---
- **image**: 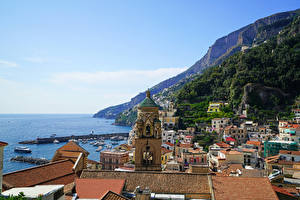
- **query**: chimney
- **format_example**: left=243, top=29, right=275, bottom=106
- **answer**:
left=0, top=141, right=8, bottom=193
left=134, top=186, right=151, bottom=200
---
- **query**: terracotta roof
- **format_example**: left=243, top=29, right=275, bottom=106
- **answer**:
left=179, top=143, right=193, bottom=148
left=56, top=141, right=89, bottom=155
left=185, top=135, right=193, bottom=138
left=164, top=142, right=174, bottom=146
left=246, top=141, right=261, bottom=146
left=76, top=178, right=125, bottom=199
left=80, top=170, right=211, bottom=195
left=280, top=150, right=300, bottom=156
left=3, top=159, right=75, bottom=189
left=215, top=142, right=231, bottom=148
left=220, top=150, right=242, bottom=155
left=242, top=148, right=256, bottom=153
left=225, top=137, right=236, bottom=142
left=220, top=164, right=243, bottom=176
left=0, top=141, right=8, bottom=146
left=272, top=186, right=296, bottom=198
left=100, top=191, right=130, bottom=200
left=212, top=176, right=279, bottom=200
left=161, top=147, right=172, bottom=154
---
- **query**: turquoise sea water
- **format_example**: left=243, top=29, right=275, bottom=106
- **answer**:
left=0, top=114, right=131, bottom=173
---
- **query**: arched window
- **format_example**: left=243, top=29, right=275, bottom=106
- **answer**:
left=143, top=145, right=153, bottom=164
left=146, top=125, right=151, bottom=136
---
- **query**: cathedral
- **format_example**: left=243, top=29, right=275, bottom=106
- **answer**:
left=134, top=90, right=162, bottom=171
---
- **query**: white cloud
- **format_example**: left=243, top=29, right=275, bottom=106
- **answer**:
left=0, top=60, right=18, bottom=67
left=50, top=67, right=188, bottom=86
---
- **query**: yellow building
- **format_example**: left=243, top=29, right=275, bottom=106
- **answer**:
left=161, top=147, right=173, bottom=165
left=159, top=102, right=179, bottom=129
left=207, top=102, right=224, bottom=113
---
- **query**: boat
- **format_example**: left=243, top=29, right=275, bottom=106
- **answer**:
left=111, top=141, right=118, bottom=145
left=53, top=139, right=60, bottom=144
left=96, top=146, right=103, bottom=152
left=14, top=146, right=32, bottom=153
left=106, top=144, right=112, bottom=149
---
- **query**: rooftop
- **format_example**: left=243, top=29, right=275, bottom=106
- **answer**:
left=80, top=170, right=211, bottom=195
left=280, top=150, right=300, bottom=156
left=212, top=176, right=279, bottom=200
left=76, top=178, right=125, bottom=199
left=215, top=142, right=231, bottom=148
left=1, top=185, right=64, bottom=198
left=138, top=90, right=159, bottom=108
left=0, top=141, right=8, bottom=146
left=246, top=141, right=261, bottom=146
left=3, top=159, right=75, bottom=189
left=101, top=191, right=129, bottom=200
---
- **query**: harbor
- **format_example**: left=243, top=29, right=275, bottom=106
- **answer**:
left=19, top=132, right=129, bottom=144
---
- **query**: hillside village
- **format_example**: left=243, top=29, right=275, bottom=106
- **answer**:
left=1, top=91, right=300, bottom=200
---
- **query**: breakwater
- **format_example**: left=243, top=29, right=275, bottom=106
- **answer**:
left=11, top=156, right=50, bottom=165
left=19, top=132, right=129, bottom=144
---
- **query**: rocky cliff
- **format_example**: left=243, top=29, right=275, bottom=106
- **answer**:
left=94, top=8, right=300, bottom=120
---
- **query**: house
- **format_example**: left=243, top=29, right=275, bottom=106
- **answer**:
left=1, top=185, right=65, bottom=200
left=3, top=159, right=77, bottom=191
left=264, top=151, right=300, bottom=175
left=292, top=108, right=300, bottom=123
left=207, top=102, right=224, bottom=113
left=224, top=125, right=247, bottom=145
left=246, top=140, right=262, bottom=152
left=52, top=141, right=90, bottom=170
left=175, top=143, right=193, bottom=159
left=211, top=176, right=279, bottom=200
left=100, top=150, right=129, bottom=170
left=161, top=130, right=176, bottom=144
left=264, top=140, right=298, bottom=157
left=161, top=147, right=173, bottom=165
left=0, top=141, right=8, bottom=193
left=162, top=142, right=174, bottom=151
left=211, top=118, right=230, bottom=134
left=279, top=124, right=300, bottom=142
left=218, top=149, right=244, bottom=166
left=80, top=170, right=211, bottom=199
left=179, top=148, right=207, bottom=170
left=159, top=103, right=179, bottom=130
left=75, top=178, right=125, bottom=199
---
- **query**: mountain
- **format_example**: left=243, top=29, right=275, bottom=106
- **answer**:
left=93, top=8, right=300, bottom=121
left=176, top=15, right=300, bottom=127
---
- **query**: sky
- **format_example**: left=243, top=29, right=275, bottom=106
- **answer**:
left=0, top=0, right=300, bottom=114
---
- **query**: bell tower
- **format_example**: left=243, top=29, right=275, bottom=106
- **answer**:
left=134, top=90, right=162, bottom=171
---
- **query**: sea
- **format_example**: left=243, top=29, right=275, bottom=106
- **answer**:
left=0, top=114, right=131, bottom=173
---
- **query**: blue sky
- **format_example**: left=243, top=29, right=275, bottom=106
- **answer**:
left=0, top=0, right=299, bottom=114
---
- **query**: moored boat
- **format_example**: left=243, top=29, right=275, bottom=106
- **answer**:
left=14, top=146, right=32, bottom=153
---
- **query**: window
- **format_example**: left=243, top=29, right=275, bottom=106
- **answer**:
left=146, top=125, right=151, bottom=136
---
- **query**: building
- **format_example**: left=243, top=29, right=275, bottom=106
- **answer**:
left=80, top=170, right=211, bottom=199
left=218, top=149, right=244, bottom=166
left=161, top=148, right=173, bottom=165
left=179, top=148, right=207, bottom=170
left=211, top=118, right=230, bottom=134
left=279, top=124, right=300, bottom=142
left=0, top=141, right=8, bottom=193
left=207, top=102, right=224, bottom=113
left=75, top=178, right=125, bottom=199
left=52, top=141, right=90, bottom=169
left=292, top=108, right=300, bottom=123
left=3, top=159, right=77, bottom=191
left=159, top=102, right=179, bottom=130
left=133, top=90, right=162, bottom=171
left=264, top=140, right=298, bottom=157
left=161, top=130, right=176, bottom=144
left=100, top=150, right=129, bottom=170
left=162, top=142, right=174, bottom=151
left=224, top=125, right=247, bottom=145
left=1, top=185, right=64, bottom=200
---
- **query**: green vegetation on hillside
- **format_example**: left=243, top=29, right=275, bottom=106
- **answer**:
left=176, top=16, right=300, bottom=128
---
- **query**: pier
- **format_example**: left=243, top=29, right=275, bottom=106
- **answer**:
left=19, top=132, right=129, bottom=144
left=11, top=156, right=50, bottom=165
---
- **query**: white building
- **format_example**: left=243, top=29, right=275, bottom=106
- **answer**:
left=162, top=130, right=176, bottom=144
left=2, top=185, right=64, bottom=200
